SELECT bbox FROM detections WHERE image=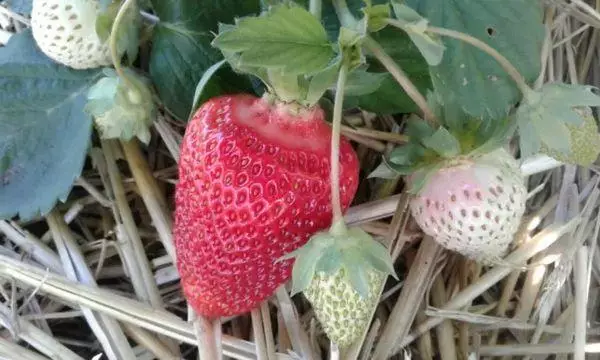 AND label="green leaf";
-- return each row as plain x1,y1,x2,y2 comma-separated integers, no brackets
212,3,336,75
344,67,387,96
368,159,400,179
149,0,259,120
343,249,371,299
315,246,343,275
405,0,545,119
0,30,102,220
388,143,425,165
304,59,341,105
390,2,445,66
515,83,600,158
358,235,398,279
405,116,435,140
421,127,461,158
344,27,432,114
363,3,391,32
189,59,228,121
290,240,324,296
